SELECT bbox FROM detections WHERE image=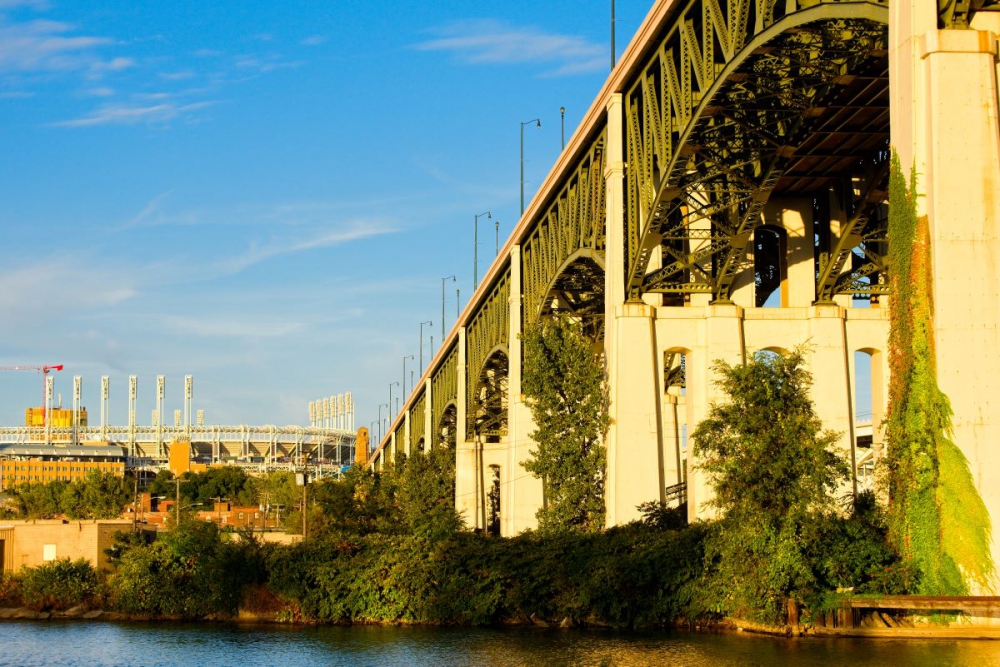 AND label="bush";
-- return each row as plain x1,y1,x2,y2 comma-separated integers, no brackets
18,558,99,611
0,572,22,608
107,523,269,618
